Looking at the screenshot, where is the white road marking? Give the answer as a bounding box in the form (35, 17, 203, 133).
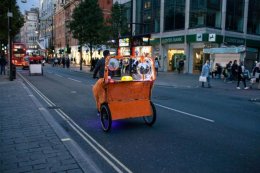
(68, 78, 81, 83)
(71, 91, 77, 94)
(61, 138, 71, 142)
(154, 103, 215, 123)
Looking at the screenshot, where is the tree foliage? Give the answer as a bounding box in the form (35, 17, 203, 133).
(0, 0, 24, 43)
(108, 2, 129, 40)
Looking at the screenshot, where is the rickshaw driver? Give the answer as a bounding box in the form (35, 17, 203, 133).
(92, 50, 110, 115)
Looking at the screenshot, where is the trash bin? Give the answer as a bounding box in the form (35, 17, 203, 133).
(11, 64, 16, 79)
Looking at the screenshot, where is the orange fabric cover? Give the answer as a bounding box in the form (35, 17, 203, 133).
(92, 78, 105, 111)
(107, 81, 152, 102)
(109, 100, 152, 120)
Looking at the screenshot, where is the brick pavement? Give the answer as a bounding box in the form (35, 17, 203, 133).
(0, 75, 100, 173)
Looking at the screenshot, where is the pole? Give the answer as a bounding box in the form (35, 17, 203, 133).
(8, 2, 13, 81)
(129, 0, 133, 74)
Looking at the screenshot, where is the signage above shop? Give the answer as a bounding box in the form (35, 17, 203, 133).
(161, 36, 184, 44)
(203, 46, 246, 54)
(196, 33, 203, 41)
(132, 36, 150, 46)
(119, 38, 130, 47)
(209, 33, 216, 42)
(224, 36, 245, 45)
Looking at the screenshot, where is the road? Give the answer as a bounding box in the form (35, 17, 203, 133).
(18, 65, 260, 173)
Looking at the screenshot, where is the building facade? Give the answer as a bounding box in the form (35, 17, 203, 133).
(20, 8, 39, 55)
(126, 0, 260, 73)
(39, 0, 56, 55)
(53, 0, 112, 65)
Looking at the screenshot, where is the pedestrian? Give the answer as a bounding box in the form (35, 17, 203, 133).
(93, 50, 110, 79)
(200, 60, 211, 88)
(0, 52, 7, 75)
(236, 61, 249, 90)
(252, 62, 260, 81)
(231, 60, 238, 81)
(226, 61, 232, 81)
(66, 57, 70, 68)
(154, 57, 160, 76)
(216, 63, 223, 79)
(62, 56, 65, 68)
(90, 58, 94, 71)
(178, 59, 184, 74)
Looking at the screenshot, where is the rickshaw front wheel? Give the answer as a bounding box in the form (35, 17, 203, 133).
(100, 104, 112, 132)
(143, 102, 156, 126)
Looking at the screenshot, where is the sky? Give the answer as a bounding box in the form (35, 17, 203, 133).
(17, 0, 39, 14)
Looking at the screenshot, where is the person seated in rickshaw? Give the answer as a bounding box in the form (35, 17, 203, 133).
(92, 50, 111, 114)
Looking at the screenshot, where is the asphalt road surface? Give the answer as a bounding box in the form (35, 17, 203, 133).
(18, 65, 260, 173)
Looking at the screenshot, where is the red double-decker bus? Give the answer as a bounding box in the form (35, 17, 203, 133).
(12, 43, 27, 66)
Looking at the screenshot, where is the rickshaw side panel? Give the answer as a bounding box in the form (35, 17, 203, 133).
(109, 100, 152, 120)
(107, 81, 152, 102)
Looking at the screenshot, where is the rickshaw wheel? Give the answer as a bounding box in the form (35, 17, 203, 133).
(100, 104, 112, 132)
(143, 102, 156, 126)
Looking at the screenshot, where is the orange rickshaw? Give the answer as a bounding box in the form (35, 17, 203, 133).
(93, 55, 157, 132)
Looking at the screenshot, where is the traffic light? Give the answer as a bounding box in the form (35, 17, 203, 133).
(78, 46, 81, 52)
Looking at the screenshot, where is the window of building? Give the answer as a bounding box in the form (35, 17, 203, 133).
(164, 0, 185, 31)
(247, 0, 260, 35)
(135, 0, 160, 34)
(189, 0, 222, 28)
(144, 1, 151, 9)
(225, 0, 244, 32)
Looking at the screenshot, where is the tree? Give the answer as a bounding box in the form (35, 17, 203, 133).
(108, 2, 129, 41)
(69, 0, 107, 70)
(0, 0, 24, 43)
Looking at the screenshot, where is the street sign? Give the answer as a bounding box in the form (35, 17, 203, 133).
(209, 33, 216, 42)
(7, 12, 13, 17)
(196, 33, 202, 41)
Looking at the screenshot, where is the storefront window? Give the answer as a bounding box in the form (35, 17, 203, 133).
(167, 49, 184, 71)
(247, 0, 260, 35)
(189, 0, 222, 28)
(225, 0, 244, 32)
(135, 0, 161, 35)
(164, 0, 185, 31)
(193, 49, 204, 73)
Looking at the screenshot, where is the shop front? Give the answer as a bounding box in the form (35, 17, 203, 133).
(186, 33, 221, 74)
(161, 36, 186, 72)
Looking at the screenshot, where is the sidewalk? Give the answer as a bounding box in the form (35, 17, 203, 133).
(0, 75, 101, 173)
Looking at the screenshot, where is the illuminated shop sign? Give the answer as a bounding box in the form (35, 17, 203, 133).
(161, 36, 184, 44)
(119, 38, 130, 47)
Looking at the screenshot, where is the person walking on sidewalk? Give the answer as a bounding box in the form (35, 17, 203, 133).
(201, 60, 211, 88)
(236, 61, 249, 90)
(0, 52, 7, 75)
(154, 57, 160, 76)
(231, 60, 238, 81)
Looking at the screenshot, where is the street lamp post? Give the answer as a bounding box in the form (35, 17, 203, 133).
(7, 0, 27, 81)
(8, 1, 13, 81)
